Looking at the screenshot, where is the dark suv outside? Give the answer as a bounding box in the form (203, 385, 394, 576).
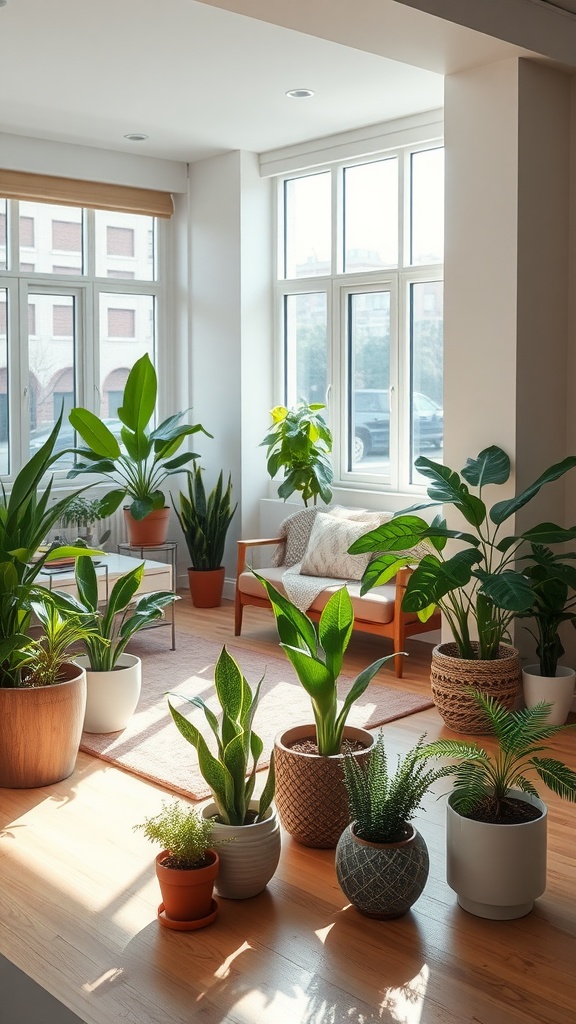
(354, 389, 443, 461)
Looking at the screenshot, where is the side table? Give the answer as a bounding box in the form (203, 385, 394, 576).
(117, 541, 177, 650)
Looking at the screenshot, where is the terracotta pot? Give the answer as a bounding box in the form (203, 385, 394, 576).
(75, 653, 142, 733)
(335, 822, 429, 918)
(155, 848, 219, 926)
(430, 642, 521, 734)
(187, 567, 225, 608)
(522, 665, 576, 726)
(446, 790, 547, 919)
(124, 506, 171, 546)
(201, 800, 281, 899)
(0, 663, 87, 788)
(274, 724, 376, 848)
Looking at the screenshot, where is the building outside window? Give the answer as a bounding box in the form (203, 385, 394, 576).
(278, 144, 444, 493)
(0, 200, 160, 475)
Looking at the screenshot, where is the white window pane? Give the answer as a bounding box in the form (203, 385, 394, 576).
(0, 288, 8, 473)
(285, 293, 328, 407)
(95, 211, 155, 280)
(20, 202, 83, 275)
(344, 159, 398, 271)
(411, 148, 444, 266)
(348, 291, 391, 472)
(99, 293, 155, 417)
(284, 173, 331, 279)
(410, 281, 443, 481)
(29, 293, 76, 466)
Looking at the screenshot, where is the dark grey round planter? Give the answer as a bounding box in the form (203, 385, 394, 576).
(335, 822, 429, 918)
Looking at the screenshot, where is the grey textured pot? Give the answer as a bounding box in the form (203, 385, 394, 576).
(335, 822, 429, 919)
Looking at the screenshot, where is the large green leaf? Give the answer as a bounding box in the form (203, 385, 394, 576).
(280, 644, 334, 706)
(402, 549, 480, 612)
(475, 568, 535, 613)
(519, 522, 576, 545)
(359, 553, 413, 595)
(318, 588, 353, 681)
(348, 515, 428, 554)
(491, 456, 576, 525)
(118, 353, 157, 433)
(68, 408, 121, 459)
(253, 572, 317, 653)
(413, 457, 486, 528)
(460, 446, 510, 487)
(214, 647, 244, 724)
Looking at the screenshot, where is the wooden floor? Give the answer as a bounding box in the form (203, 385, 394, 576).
(1, 596, 575, 1024)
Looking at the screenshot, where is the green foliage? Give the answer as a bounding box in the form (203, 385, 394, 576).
(422, 691, 576, 820)
(67, 353, 212, 521)
(57, 555, 178, 671)
(343, 732, 449, 843)
(167, 646, 275, 826)
(58, 496, 106, 529)
(21, 602, 105, 687)
(0, 409, 103, 687)
(516, 543, 576, 676)
(349, 445, 576, 660)
(134, 800, 222, 869)
(260, 401, 333, 507)
(253, 575, 395, 755)
(172, 463, 237, 571)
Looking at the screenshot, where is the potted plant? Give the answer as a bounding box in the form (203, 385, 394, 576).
(336, 732, 447, 919)
(0, 413, 108, 787)
(349, 445, 576, 732)
(516, 542, 576, 725)
(254, 574, 397, 847)
(60, 555, 178, 733)
(167, 645, 279, 899)
(172, 463, 237, 608)
(67, 353, 211, 545)
(134, 799, 223, 930)
(56, 495, 110, 547)
(260, 400, 333, 507)
(422, 691, 576, 919)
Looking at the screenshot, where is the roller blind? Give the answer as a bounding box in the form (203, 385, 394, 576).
(0, 168, 173, 218)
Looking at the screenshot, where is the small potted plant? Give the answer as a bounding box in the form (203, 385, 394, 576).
(172, 463, 237, 608)
(260, 400, 333, 507)
(167, 645, 279, 899)
(253, 574, 397, 848)
(134, 799, 223, 929)
(57, 495, 109, 547)
(422, 691, 576, 919)
(516, 541, 576, 724)
(68, 353, 212, 546)
(350, 445, 576, 732)
(336, 732, 447, 919)
(60, 555, 178, 733)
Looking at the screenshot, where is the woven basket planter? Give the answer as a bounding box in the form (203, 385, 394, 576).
(430, 642, 521, 734)
(273, 725, 375, 849)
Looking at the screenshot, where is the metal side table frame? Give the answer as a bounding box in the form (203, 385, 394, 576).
(117, 541, 177, 650)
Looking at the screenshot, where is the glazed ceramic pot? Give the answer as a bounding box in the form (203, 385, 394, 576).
(430, 642, 521, 733)
(522, 665, 576, 726)
(274, 725, 375, 848)
(155, 848, 219, 929)
(335, 823, 429, 918)
(201, 800, 281, 899)
(76, 653, 142, 733)
(446, 790, 547, 919)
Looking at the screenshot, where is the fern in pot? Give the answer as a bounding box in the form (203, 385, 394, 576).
(172, 463, 237, 608)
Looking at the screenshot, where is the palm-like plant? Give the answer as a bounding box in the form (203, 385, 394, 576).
(260, 401, 333, 507)
(172, 464, 237, 571)
(22, 601, 105, 687)
(422, 691, 576, 820)
(343, 732, 448, 844)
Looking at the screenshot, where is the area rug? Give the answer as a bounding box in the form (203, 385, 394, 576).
(79, 631, 433, 801)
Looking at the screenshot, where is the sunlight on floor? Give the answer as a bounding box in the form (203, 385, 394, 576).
(381, 963, 429, 1024)
(82, 968, 124, 994)
(214, 941, 252, 980)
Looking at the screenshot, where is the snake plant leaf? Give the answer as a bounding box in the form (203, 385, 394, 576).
(335, 655, 395, 735)
(318, 587, 354, 681)
(254, 572, 318, 653)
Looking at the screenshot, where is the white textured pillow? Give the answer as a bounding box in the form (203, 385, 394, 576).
(300, 512, 376, 580)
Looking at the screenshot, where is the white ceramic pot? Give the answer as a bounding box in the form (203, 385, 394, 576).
(76, 653, 142, 733)
(201, 800, 281, 899)
(522, 665, 575, 725)
(446, 789, 547, 920)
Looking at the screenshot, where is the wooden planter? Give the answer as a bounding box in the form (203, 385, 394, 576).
(430, 642, 521, 734)
(0, 663, 87, 788)
(187, 567, 225, 608)
(123, 507, 170, 546)
(273, 724, 375, 848)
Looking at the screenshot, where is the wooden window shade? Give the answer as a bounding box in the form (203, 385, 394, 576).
(0, 169, 174, 218)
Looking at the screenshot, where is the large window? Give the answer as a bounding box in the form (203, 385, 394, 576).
(278, 144, 444, 492)
(0, 200, 161, 476)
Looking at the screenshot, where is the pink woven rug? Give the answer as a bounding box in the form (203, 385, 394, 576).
(80, 631, 433, 801)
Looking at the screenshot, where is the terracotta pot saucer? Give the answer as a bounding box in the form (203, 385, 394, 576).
(157, 898, 219, 931)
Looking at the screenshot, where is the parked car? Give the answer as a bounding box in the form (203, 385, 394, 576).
(353, 390, 443, 461)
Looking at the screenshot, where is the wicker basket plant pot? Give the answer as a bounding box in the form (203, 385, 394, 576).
(430, 642, 521, 734)
(274, 725, 376, 848)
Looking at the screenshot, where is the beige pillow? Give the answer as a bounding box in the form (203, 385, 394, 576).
(300, 512, 377, 580)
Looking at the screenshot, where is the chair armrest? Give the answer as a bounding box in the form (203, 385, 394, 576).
(236, 537, 283, 578)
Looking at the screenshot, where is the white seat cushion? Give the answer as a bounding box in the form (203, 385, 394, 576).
(238, 567, 396, 625)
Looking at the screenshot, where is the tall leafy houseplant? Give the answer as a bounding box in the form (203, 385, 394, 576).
(349, 446, 576, 660)
(68, 353, 211, 524)
(261, 401, 333, 507)
(172, 464, 238, 608)
(517, 542, 576, 677)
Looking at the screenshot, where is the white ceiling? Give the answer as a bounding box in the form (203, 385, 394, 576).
(0, 0, 531, 164)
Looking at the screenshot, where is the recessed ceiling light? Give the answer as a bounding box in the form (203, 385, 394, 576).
(286, 88, 314, 99)
(124, 133, 149, 142)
